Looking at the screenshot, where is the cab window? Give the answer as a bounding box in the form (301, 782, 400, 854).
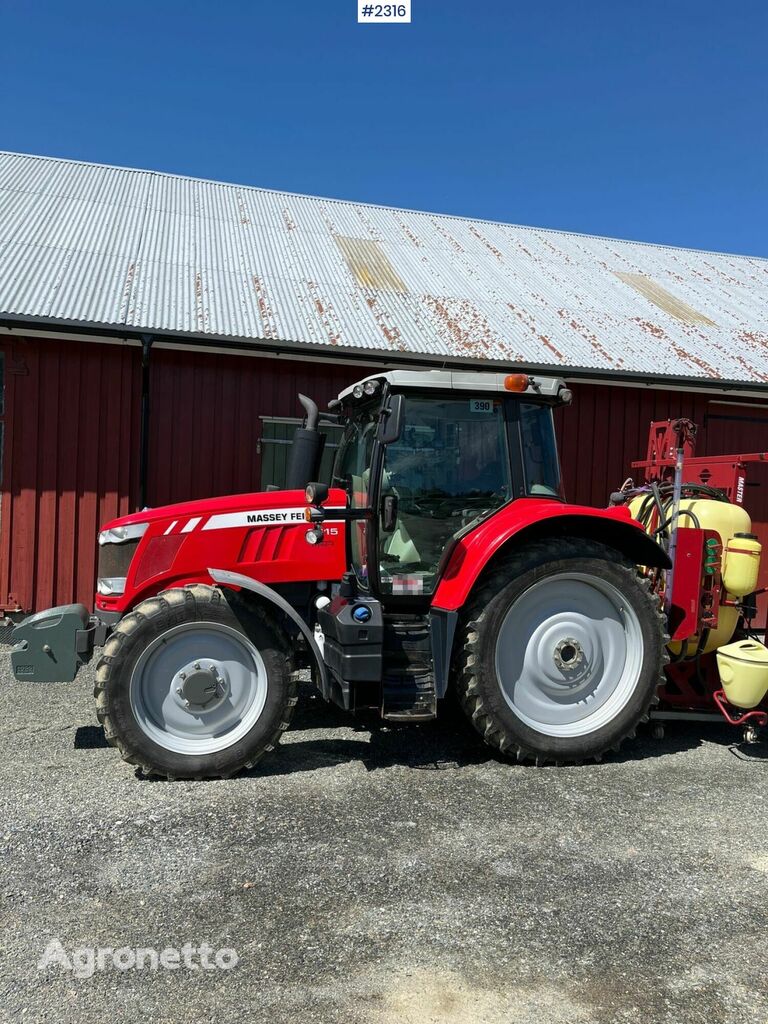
(519, 402, 562, 498)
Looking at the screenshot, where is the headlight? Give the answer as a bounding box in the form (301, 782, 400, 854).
(98, 522, 149, 546)
(363, 380, 380, 395)
(97, 577, 126, 596)
(352, 384, 364, 399)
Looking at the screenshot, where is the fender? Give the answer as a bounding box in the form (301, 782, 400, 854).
(208, 568, 329, 696)
(432, 498, 670, 612)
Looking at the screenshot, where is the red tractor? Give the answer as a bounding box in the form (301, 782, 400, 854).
(11, 370, 768, 778)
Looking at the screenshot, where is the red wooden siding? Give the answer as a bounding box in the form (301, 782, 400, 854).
(0, 337, 364, 611)
(555, 384, 768, 505)
(0, 336, 141, 612)
(146, 348, 365, 507)
(0, 334, 766, 617)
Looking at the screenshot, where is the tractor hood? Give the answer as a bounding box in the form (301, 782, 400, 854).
(95, 487, 349, 616)
(99, 488, 346, 533)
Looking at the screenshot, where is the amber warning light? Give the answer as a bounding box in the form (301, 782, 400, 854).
(504, 373, 530, 392)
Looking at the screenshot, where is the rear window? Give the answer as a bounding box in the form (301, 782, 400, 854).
(519, 403, 562, 498)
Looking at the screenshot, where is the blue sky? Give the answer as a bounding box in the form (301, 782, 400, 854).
(1, 0, 766, 255)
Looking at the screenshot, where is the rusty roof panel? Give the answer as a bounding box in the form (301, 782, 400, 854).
(0, 151, 767, 384)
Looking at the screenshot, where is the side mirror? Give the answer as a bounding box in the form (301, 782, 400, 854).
(378, 394, 404, 445)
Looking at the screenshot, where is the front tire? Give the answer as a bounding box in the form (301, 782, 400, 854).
(454, 539, 667, 764)
(94, 585, 296, 779)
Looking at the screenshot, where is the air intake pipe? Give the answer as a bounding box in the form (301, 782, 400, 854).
(285, 394, 326, 490)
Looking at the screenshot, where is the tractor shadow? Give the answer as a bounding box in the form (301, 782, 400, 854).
(74, 684, 768, 777)
(252, 688, 494, 776)
(249, 685, 724, 777)
(74, 724, 110, 749)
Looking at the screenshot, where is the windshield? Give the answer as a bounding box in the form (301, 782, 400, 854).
(329, 393, 558, 598)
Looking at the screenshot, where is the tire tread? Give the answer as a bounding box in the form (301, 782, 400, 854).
(94, 584, 296, 779)
(453, 538, 669, 765)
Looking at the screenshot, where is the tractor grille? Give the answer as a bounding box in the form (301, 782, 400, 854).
(97, 539, 140, 580)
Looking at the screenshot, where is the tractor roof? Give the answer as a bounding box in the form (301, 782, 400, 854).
(337, 369, 567, 402)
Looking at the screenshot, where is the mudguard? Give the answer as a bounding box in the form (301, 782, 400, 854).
(207, 568, 329, 697)
(432, 498, 670, 612)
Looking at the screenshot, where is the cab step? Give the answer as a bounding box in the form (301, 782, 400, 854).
(381, 617, 437, 721)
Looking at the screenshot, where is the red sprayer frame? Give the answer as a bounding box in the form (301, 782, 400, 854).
(631, 419, 768, 723)
(632, 417, 768, 506)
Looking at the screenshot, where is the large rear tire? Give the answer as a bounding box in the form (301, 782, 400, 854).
(454, 539, 667, 764)
(94, 585, 296, 779)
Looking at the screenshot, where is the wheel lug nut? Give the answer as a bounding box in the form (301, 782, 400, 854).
(175, 687, 183, 695)
(180, 672, 187, 680)
(194, 662, 201, 670)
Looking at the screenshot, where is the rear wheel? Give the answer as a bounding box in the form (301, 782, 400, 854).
(94, 585, 296, 779)
(454, 539, 667, 764)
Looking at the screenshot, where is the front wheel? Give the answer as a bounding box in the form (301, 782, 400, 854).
(94, 585, 296, 779)
(454, 539, 667, 764)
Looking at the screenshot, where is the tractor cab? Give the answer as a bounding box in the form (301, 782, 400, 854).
(308, 370, 577, 718)
(317, 369, 571, 604)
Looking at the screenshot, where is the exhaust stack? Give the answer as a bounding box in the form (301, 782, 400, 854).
(284, 394, 326, 490)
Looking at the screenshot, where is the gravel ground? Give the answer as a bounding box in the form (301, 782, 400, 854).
(2, 657, 768, 1024)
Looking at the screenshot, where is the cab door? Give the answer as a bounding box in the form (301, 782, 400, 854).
(376, 393, 513, 600)
(331, 402, 379, 592)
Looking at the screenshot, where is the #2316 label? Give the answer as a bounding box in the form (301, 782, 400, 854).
(358, 1, 411, 22)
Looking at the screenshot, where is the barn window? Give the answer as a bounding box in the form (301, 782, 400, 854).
(258, 416, 344, 490)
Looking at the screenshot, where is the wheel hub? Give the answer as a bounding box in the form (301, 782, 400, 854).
(175, 661, 228, 711)
(553, 637, 584, 672)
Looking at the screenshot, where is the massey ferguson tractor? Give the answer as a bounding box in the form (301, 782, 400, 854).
(10, 369, 768, 778)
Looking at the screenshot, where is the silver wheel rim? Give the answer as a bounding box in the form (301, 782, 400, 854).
(494, 572, 643, 738)
(130, 621, 268, 755)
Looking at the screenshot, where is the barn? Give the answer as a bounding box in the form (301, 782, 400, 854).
(0, 151, 766, 618)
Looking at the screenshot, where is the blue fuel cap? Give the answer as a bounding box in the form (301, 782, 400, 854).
(352, 604, 372, 623)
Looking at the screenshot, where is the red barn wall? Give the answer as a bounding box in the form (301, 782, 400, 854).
(146, 346, 364, 507)
(0, 336, 141, 614)
(1, 333, 766, 615)
(0, 337, 365, 611)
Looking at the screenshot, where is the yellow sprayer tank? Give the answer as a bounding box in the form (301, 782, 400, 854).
(716, 639, 768, 709)
(722, 533, 761, 598)
(628, 496, 754, 655)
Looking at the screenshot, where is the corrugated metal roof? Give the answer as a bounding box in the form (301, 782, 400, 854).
(0, 150, 767, 384)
